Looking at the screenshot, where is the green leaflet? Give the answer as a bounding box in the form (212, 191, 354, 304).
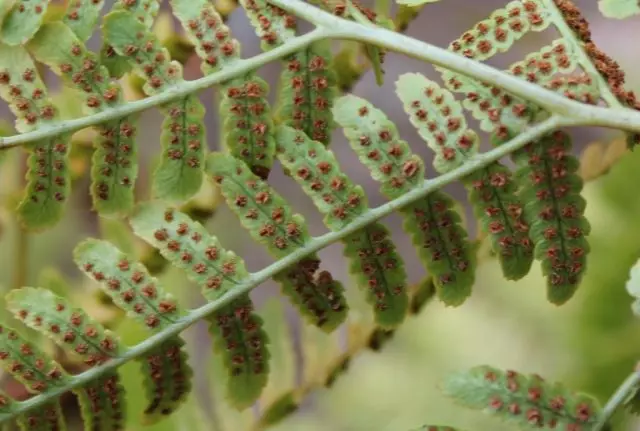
(0, 382, 66, 431)
(73, 239, 193, 419)
(206, 152, 349, 331)
(100, 0, 161, 78)
(599, 0, 640, 18)
(63, 0, 106, 42)
(103, 11, 205, 202)
(395, 73, 479, 172)
(0, 43, 71, 230)
(169, 0, 241, 74)
(239, 0, 297, 50)
(276, 126, 409, 327)
(333, 95, 476, 305)
(129, 202, 271, 409)
(513, 131, 590, 304)
(5, 288, 127, 430)
(442, 366, 602, 430)
(396, 73, 533, 280)
(276, 42, 337, 147)
(0, 0, 49, 46)
(219, 76, 276, 180)
(27, 22, 138, 216)
(447, 0, 551, 62)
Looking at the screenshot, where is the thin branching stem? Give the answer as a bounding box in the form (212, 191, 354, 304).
(594, 368, 640, 431)
(2, 0, 640, 150)
(0, 115, 571, 422)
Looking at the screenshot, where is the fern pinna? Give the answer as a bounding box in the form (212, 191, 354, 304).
(0, 0, 639, 430)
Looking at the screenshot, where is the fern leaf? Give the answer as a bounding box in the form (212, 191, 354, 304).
(276, 126, 409, 327)
(0, 43, 71, 230)
(129, 202, 271, 409)
(396, 73, 534, 280)
(442, 366, 602, 430)
(103, 10, 205, 201)
(169, 0, 240, 74)
(513, 131, 590, 304)
(599, 0, 640, 19)
(73, 239, 193, 418)
(0, 0, 49, 46)
(100, 0, 160, 78)
(219, 77, 277, 180)
(27, 22, 138, 216)
(0, 323, 68, 428)
(63, 0, 105, 42)
(239, 0, 297, 49)
(5, 288, 127, 430)
(333, 95, 476, 305)
(206, 152, 349, 331)
(276, 42, 337, 146)
(448, 0, 551, 61)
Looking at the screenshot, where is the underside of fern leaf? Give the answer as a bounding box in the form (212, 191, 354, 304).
(276, 125, 409, 327)
(206, 152, 349, 330)
(395, 73, 534, 281)
(103, 10, 204, 202)
(73, 239, 193, 420)
(0, 43, 71, 230)
(129, 201, 271, 409)
(442, 366, 602, 430)
(332, 95, 476, 305)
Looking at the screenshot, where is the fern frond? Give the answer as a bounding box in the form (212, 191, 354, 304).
(333, 95, 476, 306)
(442, 366, 602, 430)
(63, 0, 106, 42)
(0, 0, 49, 46)
(6, 288, 127, 430)
(276, 42, 337, 146)
(103, 10, 205, 201)
(0, 324, 68, 429)
(129, 201, 271, 409)
(206, 152, 349, 330)
(0, 43, 71, 230)
(514, 131, 590, 304)
(448, 0, 551, 61)
(100, 0, 160, 78)
(276, 125, 409, 327)
(396, 73, 534, 280)
(73, 240, 193, 418)
(27, 22, 138, 216)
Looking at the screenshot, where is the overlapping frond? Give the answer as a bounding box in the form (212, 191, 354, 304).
(333, 95, 476, 305)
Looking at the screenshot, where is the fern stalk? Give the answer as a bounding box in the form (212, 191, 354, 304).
(0, 114, 564, 423)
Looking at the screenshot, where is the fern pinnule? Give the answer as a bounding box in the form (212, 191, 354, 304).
(100, 0, 160, 78)
(448, 0, 550, 62)
(103, 10, 205, 202)
(239, 0, 297, 50)
(0, 0, 49, 46)
(0, 323, 68, 429)
(129, 201, 270, 409)
(206, 153, 349, 331)
(442, 365, 601, 430)
(170, 0, 277, 180)
(73, 239, 193, 418)
(5, 287, 127, 430)
(63, 0, 105, 42)
(276, 126, 409, 327)
(27, 22, 138, 216)
(333, 95, 476, 306)
(0, 43, 71, 230)
(513, 131, 590, 304)
(396, 73, 534, 281)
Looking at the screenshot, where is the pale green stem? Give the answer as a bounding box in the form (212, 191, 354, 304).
(593, 369, 640, 431)
(0, 115, 569, 423)
(540, 0, 624, 108)
(2, 1, 640, 149)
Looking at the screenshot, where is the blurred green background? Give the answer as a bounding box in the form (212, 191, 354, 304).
(1, 0, 640, 430)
